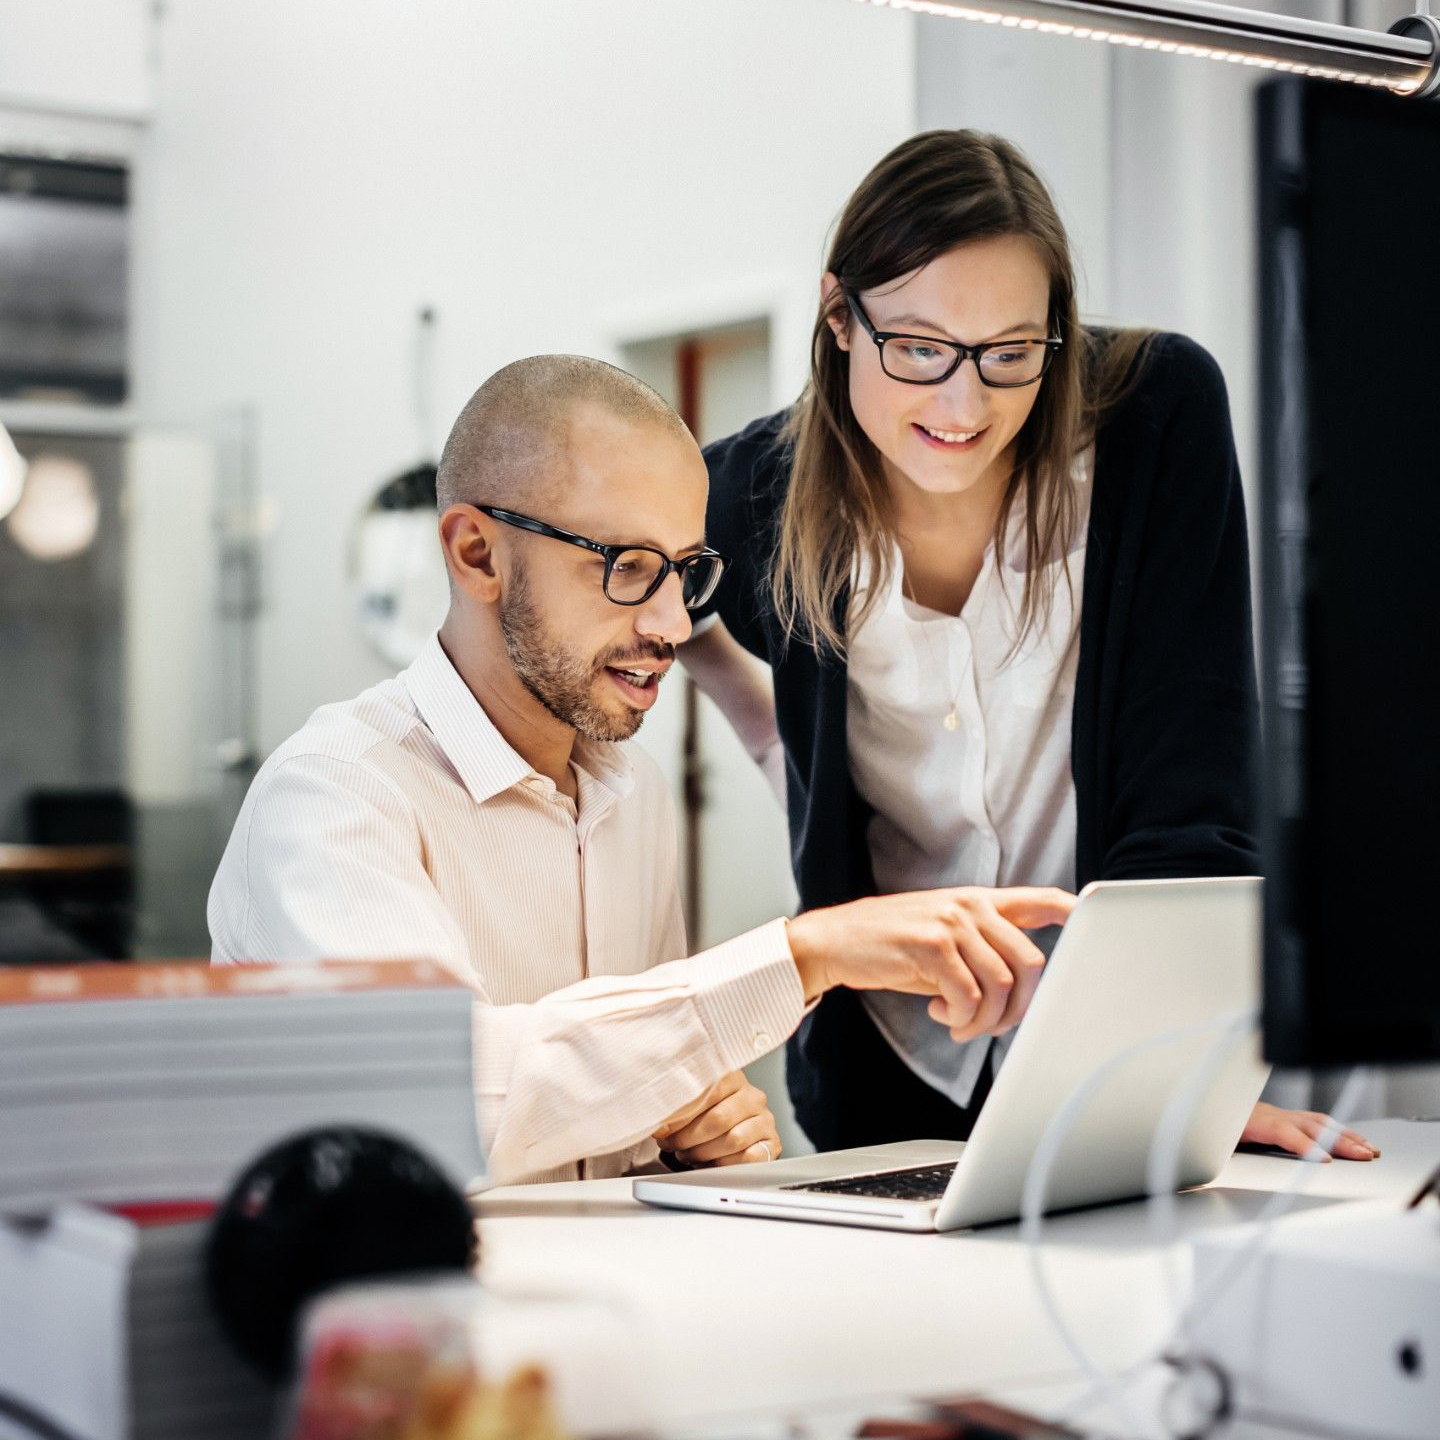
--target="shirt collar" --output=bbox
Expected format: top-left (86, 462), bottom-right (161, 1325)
top-left (399, 633), bottom-right (635, 806)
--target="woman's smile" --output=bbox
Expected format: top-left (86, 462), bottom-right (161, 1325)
top-left (912, 421), bottom-right (988, 453)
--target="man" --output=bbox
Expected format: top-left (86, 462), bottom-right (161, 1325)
top-left (209, 356), bottom-right (1075, 1185)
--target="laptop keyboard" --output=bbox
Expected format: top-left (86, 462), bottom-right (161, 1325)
top-left (780, 1161), bottom-right (958, 1203)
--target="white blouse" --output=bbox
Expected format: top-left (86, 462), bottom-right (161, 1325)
top-left (846, 450), bottom-right (1093, 1108)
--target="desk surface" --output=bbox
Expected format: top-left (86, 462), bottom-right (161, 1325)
top-left (474, 1118), bottom-right (1437, 1437)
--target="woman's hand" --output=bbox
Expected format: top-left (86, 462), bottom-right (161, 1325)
top-left (653, 1071), bottom-right (781, 1168)
top-left (1241, 1102), bottom-right (1379, 1161)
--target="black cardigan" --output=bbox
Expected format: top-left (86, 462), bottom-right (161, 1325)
top-left (697, 332), bottom-right (1262, 1151)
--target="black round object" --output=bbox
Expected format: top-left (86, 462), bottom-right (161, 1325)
top-left (204, 1126), bottom-right (477, 1381)
top-left (371, 462), bottom-right (438, 512)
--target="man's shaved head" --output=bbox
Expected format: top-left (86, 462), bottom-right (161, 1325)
top-left (434, 353), bottom-right (711, 755)
top-left (436, 354), bottom-right (690, 513)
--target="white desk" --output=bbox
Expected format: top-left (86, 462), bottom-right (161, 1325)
top-left (473, 1119), bottom-right (1437, 1437)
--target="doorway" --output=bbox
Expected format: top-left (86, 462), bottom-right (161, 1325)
top-left (620, 317), bottom-right (809, 1156)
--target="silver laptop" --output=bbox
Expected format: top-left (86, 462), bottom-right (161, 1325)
top-left (634, 877), bottom-right (1268, 1232)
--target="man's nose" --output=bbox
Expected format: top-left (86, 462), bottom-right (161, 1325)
top-left (634, 570), bottom-right (693, 646)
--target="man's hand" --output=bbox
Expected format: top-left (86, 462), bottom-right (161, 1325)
top-left (652, 1070), bottom-right (781, 1168)
top-left (1241, 1102), bottom-right (1379, 1161)
top-left (786, 886), bottom-right (1076, 1043)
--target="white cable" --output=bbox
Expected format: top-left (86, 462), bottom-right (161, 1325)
top-left (1058, 1007), bottom-right (1262, 1435)
top-left (1178, 1065), bottom-right (1370, 1338)
top-left (1059, 1062), bottom-right (1371, 1434)
top-left (1157, 1066), bottom-right (1371, 1440)
top-left (1019, 1010), bottom-right (1246, 1439)
top-left (1145, 1008), bottom-right (1260, 1317)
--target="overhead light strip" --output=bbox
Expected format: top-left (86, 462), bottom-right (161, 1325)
top-left (858, 0), bottom-right (1438, 94)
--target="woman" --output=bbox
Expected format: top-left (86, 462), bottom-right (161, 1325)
top-left (684, 129), bottom-right (1374, 1164)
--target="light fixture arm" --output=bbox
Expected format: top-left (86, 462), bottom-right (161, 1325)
top-left (1389, 7), bottom-right (1440, 98)
top-left (862, 0), bottom-right (1439, 95)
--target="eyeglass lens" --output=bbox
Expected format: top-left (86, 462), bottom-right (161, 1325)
top-left (882, 338), bottom-right (1049, 386)
top-left (605, 550), bottom-right (722, 609)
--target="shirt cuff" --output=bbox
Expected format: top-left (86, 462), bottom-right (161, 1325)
top-left (686, 916), bottom-right (805, 1072)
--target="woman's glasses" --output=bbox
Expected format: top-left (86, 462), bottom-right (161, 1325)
top-left (844, 289), bottom-right (1062, 388)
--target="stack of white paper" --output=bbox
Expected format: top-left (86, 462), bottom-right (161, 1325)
top-left (0, 958), bottom-right (485, 1214)
top-left (0, 959), bottom-right (485, 1440)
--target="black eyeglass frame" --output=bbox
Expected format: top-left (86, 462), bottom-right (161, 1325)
top-left (476, 505), bottom-right (728, 610)
top-left (843, 288), bottom-right (1063, 389)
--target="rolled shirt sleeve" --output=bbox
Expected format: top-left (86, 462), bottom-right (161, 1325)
top-left (209, 752), bottom-right (806, 1186)
top-left (474, 918), bottom-right (804, 1185)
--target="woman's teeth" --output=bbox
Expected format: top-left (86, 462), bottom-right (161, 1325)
top-left (921, 424), bottom-right (980, 443)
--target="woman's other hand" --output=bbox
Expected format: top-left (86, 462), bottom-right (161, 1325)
top-left (1241, 1102), bottom-right (1379, 1161)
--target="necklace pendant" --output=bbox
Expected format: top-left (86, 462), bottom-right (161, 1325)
top-left (943, 710), bottom-right (959, 732)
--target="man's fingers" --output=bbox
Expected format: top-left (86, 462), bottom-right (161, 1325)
top-left (943, 918), bottom-right (1013, 1042)
top-left (653, 1094), bottom-right (710, 1141)
top-left (665, 1085), bottom-right (765, 1151)
top-left (652, 1070), bottom-right (745, 1141)
top-left (675, 1113), bottom-right (776, 1165)
top-left (977, 909), bottom-right (1048, 1033)
top-left (907, 937), bottom-right (981, 1033)
top-left (710, 1140), bottom-right (782, 1168)
top-left (931, 964), bottom-right (981, 1034)
top-left (989, 886), bottom-right (1077, 931)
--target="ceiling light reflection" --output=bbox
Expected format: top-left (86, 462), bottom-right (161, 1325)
top-left (6, 452), bottom-right (101, 562)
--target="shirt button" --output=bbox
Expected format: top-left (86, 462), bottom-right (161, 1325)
top-left (752, 1030), bottom-right (773, 1049)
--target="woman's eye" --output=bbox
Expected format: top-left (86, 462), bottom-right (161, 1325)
top-left (988, 348), bottom-right (1030, 366)
top-left (899, 342), bottom-right (944, 363)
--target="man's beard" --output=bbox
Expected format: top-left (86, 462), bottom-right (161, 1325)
top-left (498, 559), bottom-right (669, 743)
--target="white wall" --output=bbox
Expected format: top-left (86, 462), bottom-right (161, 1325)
top-left (0, 0), bottom-right (152, 118)
top-left (916, 20), bottom-right (1114, 317)
top-left (123, 430), bottom-right (217, 805)
top-left (123, 0), bottom-right (916, 754)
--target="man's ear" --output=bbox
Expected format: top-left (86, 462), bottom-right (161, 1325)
top-left (821, 272), bottom-right (850, 352)
top-left (439, 504), bottom-right (502, 603)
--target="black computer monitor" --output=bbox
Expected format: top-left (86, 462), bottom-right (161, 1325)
top-left (1257, 78), bottom-right (1440, 1067)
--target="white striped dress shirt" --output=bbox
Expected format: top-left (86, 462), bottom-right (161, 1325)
top-left (208, 634), bottom-right (804, 1186)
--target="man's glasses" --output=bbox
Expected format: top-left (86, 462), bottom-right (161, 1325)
top-left (477, 506), bottom-right (727, 611)
top-left (844, 289), bottom-right (1062, 388)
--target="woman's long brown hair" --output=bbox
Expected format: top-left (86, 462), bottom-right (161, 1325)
top-left (774, 129), bottom-right (1152, 656)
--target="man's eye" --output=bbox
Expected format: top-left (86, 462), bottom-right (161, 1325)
top-left (610, 560), bottom-right (640, 576)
